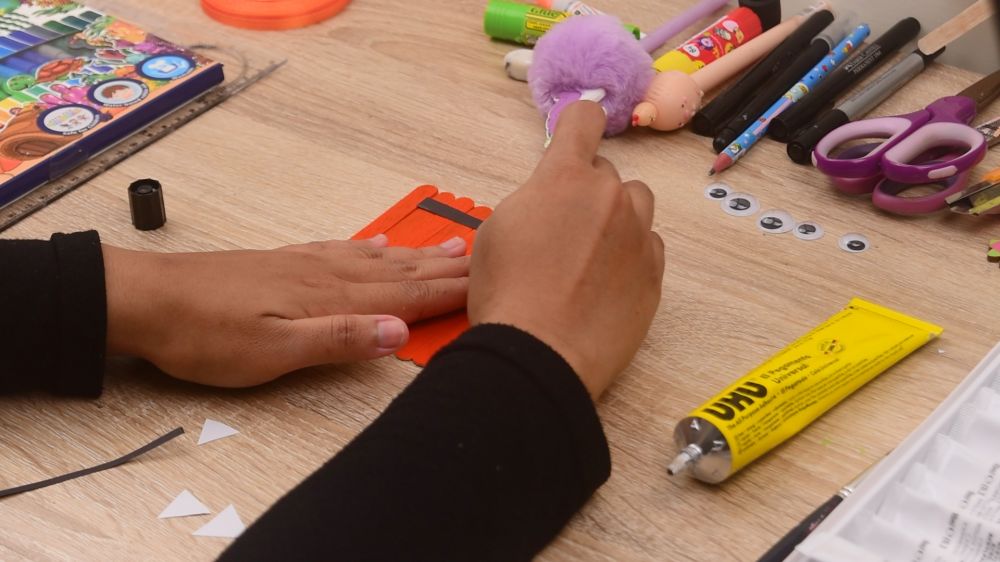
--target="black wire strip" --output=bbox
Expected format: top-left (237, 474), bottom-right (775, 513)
top-left (0, 427), bottom-right (185, 499)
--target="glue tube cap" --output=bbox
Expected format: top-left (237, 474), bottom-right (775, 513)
top-left (484, 0), bottom-right (539, 43)
top-left (739, 0), bottom-right (781, 31)
top-left (484, 0), bottom-right (639, 44)
top-left (201, 0), bottom-right (352, 30)
top-left (128, 178), bottom-right (166, 231)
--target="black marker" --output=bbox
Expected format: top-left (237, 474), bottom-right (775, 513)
top-left (769, 17), bottom-right (922, 142)
top-left (691, 8), bottom-right (834, 137)
top-left (712, 16), bottom-right (852, 153)
top-left (785, 47), bottom-right (943, 164)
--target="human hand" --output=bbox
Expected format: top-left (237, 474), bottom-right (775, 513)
top-left (104, 235), bottom-right (469, 387)
top-left (468, 101), bottom-right (664, 400)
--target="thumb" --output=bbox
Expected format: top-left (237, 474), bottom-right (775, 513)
top-left (283, 314), bottom-right (409, 368)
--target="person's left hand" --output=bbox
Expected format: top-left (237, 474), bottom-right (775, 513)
top-left (103, 234), bottom-right (469, 387)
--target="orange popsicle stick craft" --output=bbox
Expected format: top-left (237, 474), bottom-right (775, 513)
top-left (352, 185), bottom-right (493, 366)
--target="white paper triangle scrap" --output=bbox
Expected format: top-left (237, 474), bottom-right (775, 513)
top-left (193, 504), bottom-right (245, 538)
top-left (158, 489), bottom-right (211, 519)
top-left (198, 419), bottom-right (239, 445)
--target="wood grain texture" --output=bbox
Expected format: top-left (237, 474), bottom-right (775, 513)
top-left (917, 0), bottom-right (995, 54)
top-left (2, 0), bottom-right (1000, 560)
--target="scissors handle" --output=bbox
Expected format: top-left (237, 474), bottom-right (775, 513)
top-left (813, 111), bottom-right (928, 179)
top-left (872, 170), bottom-right (972, 215)
top-left (878, 96), bottom-right (982, 183)
top-left (881, 122), bottom-right (987, 183)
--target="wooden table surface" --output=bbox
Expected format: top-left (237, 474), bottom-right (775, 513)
top-left (2, 0), bottom-right (999, 560)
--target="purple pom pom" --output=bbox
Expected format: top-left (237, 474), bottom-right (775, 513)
top-left (528, 15), bottom-right (654, 136)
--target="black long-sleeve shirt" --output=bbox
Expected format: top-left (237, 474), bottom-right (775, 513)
top-left (1, 231), bottom-right (611, 561)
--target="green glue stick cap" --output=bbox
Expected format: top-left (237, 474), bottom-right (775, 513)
top-left (484, 0), bottom-right (553, 43)
top-left (484, 0), bottom-right (638, 45)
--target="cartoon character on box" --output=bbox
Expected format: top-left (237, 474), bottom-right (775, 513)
top-left (0, 104), bottom-right (73, 166)
top-left (74, 16), bottom-right (145, 49)
top-left (0, 74), bottom-right (36, 103)
top-left (35, 57), bottom-right (86, 84)
top-left (39, 83), bottom-right (89, 107)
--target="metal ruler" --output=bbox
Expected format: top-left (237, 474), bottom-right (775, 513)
top-left (0, 59), bottom-right (286, 232)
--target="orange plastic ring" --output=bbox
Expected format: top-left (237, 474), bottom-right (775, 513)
top-left (201, 0), bottom-right (352, 30)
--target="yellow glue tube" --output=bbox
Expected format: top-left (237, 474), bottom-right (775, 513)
top-left (668, 298), bottom-right (943, 484)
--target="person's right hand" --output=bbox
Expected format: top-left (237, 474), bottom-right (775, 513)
top-left (468, 101), bottom-right (664, 400)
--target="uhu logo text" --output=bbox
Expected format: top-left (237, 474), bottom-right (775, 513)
top-left (701, 382), bottom-right (768, 421)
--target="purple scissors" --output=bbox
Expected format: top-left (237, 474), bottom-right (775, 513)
top-left (813, 69), bottom-right (1000, 215)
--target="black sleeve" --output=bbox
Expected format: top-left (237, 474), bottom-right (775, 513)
top-left (0, 230), bottom-right (106, 397)
top-left (222, 324), bottom-right (611, 561)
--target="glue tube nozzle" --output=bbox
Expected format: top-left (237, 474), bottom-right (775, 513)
top-left (667, 444), bottom-right (703, 476)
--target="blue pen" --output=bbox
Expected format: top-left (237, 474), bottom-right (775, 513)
top-left (710, 23), bottom-right (871, 175)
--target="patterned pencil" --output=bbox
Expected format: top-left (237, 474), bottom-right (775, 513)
top-left (709, 23), bottom-right (871, 175)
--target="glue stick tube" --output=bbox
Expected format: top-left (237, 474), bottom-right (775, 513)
top-left (668, 298), bottom-right (943, 483)
top-left (536, 0), bottom-right (602, 16)
top-left (652, 6), bottom-right (763, 74)
top-left (483, 0), bottom-right (639, 46)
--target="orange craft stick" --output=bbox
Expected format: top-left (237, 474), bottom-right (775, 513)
top-left (352, 187), bottom-right (494, 367)
top-left (351, 184), bottom-right (438, 241)
top-left (396, 206), bottom-right (493, 366)
top-left (400, 311), bottom-right (471, 366)
top-left (417, 212), bottom-right (477, 246)
top-left (384, 194), bottom-right (474, 247)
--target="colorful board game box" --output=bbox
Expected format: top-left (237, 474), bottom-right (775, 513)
top-left (0, 0), bottom-right (224, 209)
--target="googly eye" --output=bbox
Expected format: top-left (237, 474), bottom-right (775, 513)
top-left (839, 233), bottom-right (870, 253)
top-left (704, 182), bottom-right (731, 200)
top-left (793, 221), bottom-right (824, 241)
top-left (721, 192), bottom-right (759, 217)
top-left (757, 210), bottom-right (794, 234)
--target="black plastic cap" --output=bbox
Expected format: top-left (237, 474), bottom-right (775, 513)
top-left (713, 128), bottom-right (739, 154)
top-left (128, 178), bottom-right (166, 231)
top-left (739, 0), bottom-right (782, 31)
top-left (786, 110), bottom-right (850, 165)
top-left (768, 114), bottom-right (797, 142)
top-left (691, 111), bottom-right (716, 137)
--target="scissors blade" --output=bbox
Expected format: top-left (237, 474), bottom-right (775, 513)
top-left (958, 68), bottom-right (1000, 110)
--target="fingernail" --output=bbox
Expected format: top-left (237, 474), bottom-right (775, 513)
top-left (369, 233), bottom-right (389, 246)
top-left (439, 237), bottom-right (465, 252)
top-left (376, 317), bottom-right (408, 350)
